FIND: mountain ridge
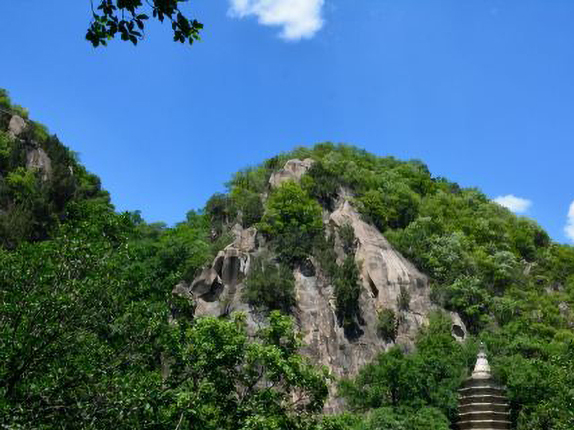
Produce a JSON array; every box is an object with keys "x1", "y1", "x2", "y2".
[{"x1": 1, "y1": 90, "x2": 573, "y2": 429}]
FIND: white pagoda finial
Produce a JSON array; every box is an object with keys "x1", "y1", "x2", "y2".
[{"x1": 472, "y1": 342, "x2": 491, "y2": 380}]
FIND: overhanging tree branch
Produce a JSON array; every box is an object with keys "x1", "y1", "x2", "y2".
[{"x1": 86, "y1": 0, "x2": 203, "y2": 47}]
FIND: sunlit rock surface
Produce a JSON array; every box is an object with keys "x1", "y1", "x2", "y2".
[{"x1": 268, "y1": 158, "x2": 314, "y2": 188}]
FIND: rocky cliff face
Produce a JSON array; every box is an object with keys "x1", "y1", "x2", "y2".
[{"x1": 179, "y1": 159, "x2": 466, "y2": 411}]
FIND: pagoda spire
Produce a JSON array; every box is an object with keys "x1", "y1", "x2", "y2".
[
  {"x1": 457, "y1": 344, "x2": 510, "y2": 430},
  {"x1": 471, "y1": 343, "x2": 491, "y2": 380}
]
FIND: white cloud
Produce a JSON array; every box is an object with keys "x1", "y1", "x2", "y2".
[
  {"x1": 565, "y1": 200, "x2": 574, "y2": 243},
  {"x1": 228, "y1": 0, "x2": 325, "y2": 40},
  {"x1": 494, "y1": 195, "x2": 532, "y2": 213}
]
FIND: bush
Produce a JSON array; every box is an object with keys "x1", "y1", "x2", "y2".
[
  {"x1": 359, "y1": 407, "x2": 449, "y2": 430},
  {"x1": 302, "y1": 160, "x2": 341, "y2": 211},
  {"x1": 243, "y1": 255, "x2": 296, "y2": 313},
  {"x1": 318, "y1": 413, "x2": 361, "y2": 430},
  {"x1": 377, "y1": 308, "x2": 397, "y2": 342},
  {"x1": 205, "y1": 193, "x2": 237, "y2": 234},
  {"x1": 397, "y1": 286, "x2": 410, "y2": 311},
  {"x1": 259, "y1": 181, "x2": 323, "y2": 266},
  {"x1": 357, "y1": 180, "x2": 420, "y2": 231},
  {"x1": 0, "y1": 131, "x2": 11, "y2": 170},
  {"x1": 0, "y1": 88, "x2": 10, "y2": 109},
  {"x1": 334, "y1": 255, "x2": 363, "y2": 337},
  {"x1": 314, "y1": 228, "x2": 339, "y2": 279},
  {"x1": 230, "y1": 187, "x2": 263, "y2": 227},
  {"x1": 313, "y1": 227, "x2": 362, "y2": 339},
  {"x1": 361, "y1": 407, "x2": 406, "y2": 430},
  {"x1": 228, "y1": 165, "x2": 271, "y2": 195},
  {"x1": 443, "y1": 276, "x2": 491, "y2": 333},
  {"x1": 339, "y1": 223, "x2": 356, "y2": 254},
  {"x1": 340, "y1": 313, "x2": 471, "y2": 424},
  {"x1": 406, "y1": 407, "x2": 450, "y2": 430},
  {"x1": 420, "y1": 232, "x2": 474, "y2": 285}
]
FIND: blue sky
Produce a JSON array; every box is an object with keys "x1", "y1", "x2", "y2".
[{"x1": 0, "y1": 0, "x2": 573, "y2": 243}]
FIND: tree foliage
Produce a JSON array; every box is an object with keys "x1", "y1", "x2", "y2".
[
  {"x1": 259, "y1": 181, "x2": 323, "y2": 266},
  {"x1": 339, "y1": 313, "x2": 475, "y2": 426},
  {"x1": 86, "y1": 0, "x2": 203, "y2": 47},
  {"x1": 0, "y1": 199, "x2": 329, "y2": 429},
  {"x1": 163, "y1": 312, "x2": 329, "y2": 430},
  {"x1": 334, "y1": 255, "x2": 363, "y2": 338},
  {"x1": 0, "y1": 201, "x2": 170, "y2": 428},
  {"x1": 243, "y1": 255, "x2": 296, "y2": 314},
  {"x1": 377, "y1": 308, "x2": 397, "y2": 342},
  {"x1": 301, "y1": 160, "x2": 341, "y2": 211}
]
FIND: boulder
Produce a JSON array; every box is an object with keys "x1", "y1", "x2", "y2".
[
  {"x1": 7, "y1": 115, "x2": 26, "y2": 138},
  {"x1": 26, "y1": 147, "x2": 52, "y2": 180},
  {"x1": 172, "y1": 281, "x2": 193, "y2": 301},
  {"x1": 230, "y1": 223, "x2": 258, "y2": 252},
  {"x1": 190, "y1": 225, "x2": 254, "y2": 318},
  {"x1": 191, "y1": 267, "x2": 223, "y2": 299},
  {"x1": 450, "y1": 311, "x2": 467, "y2": 341},
  {"x1": 268, "y1": 158, "x2": 314, "y2": 188}
]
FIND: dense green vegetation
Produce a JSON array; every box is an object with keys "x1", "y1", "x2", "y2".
[
  {"x1": 259, "y1": 180, "x2": 323, "y2": 266},
  {"x1": 243, "y1": 254, "x2": 296, "y2": 313},
  {"x1": 377, "y1": 309, "x2": 398, "y2": 342},
  {"x1": 1, "y1": 211, "x2": 327, "y2": 428},
  {"x1": 333, "y1": 255, "x2": 363, "y2": 338},
  {"x1": 1, "y1": 91, "x2": 573, "y2": 429}
]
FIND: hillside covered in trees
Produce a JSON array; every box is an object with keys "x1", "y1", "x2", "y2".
[{"x1": 1, "y1": 90, "x2": 573, "y2": 429}]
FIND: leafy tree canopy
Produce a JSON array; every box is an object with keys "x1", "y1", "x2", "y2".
[{"x1": 258, "y1": 180, "x2": 323, "y2": 266}]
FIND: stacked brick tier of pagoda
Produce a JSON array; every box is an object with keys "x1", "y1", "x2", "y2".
[{"x1": 457, "y1": 347, "x2": 511, "y2": 430}]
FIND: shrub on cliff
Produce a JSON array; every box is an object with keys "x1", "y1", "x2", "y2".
[
  {"x1": 243, "y1": 255, "x2": 296, "y2": 313},
  {"x1": 259, "y1": 180, "x2": 323, "y2": 266}
]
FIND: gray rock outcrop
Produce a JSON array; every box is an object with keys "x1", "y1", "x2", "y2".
[
  {"x1": 26, "y1": 147, "x2": 52, "y2": 181},
  {"x1": 7, "y1": 115, "x2": 26, "y2": 139},
  {"x1": 7, "y1": 115, "x2": 52, "y2": 180},
  {"x1": 268, "y1": 158, "x2": 314, "y2": 188},
  {"x1": 190, "y1": 225, "x2": 257, "y2": 320}
]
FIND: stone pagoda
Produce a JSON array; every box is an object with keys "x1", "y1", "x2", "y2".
[{"x1": 457, "y1": 345, "x2": 510, "y2": 430}]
